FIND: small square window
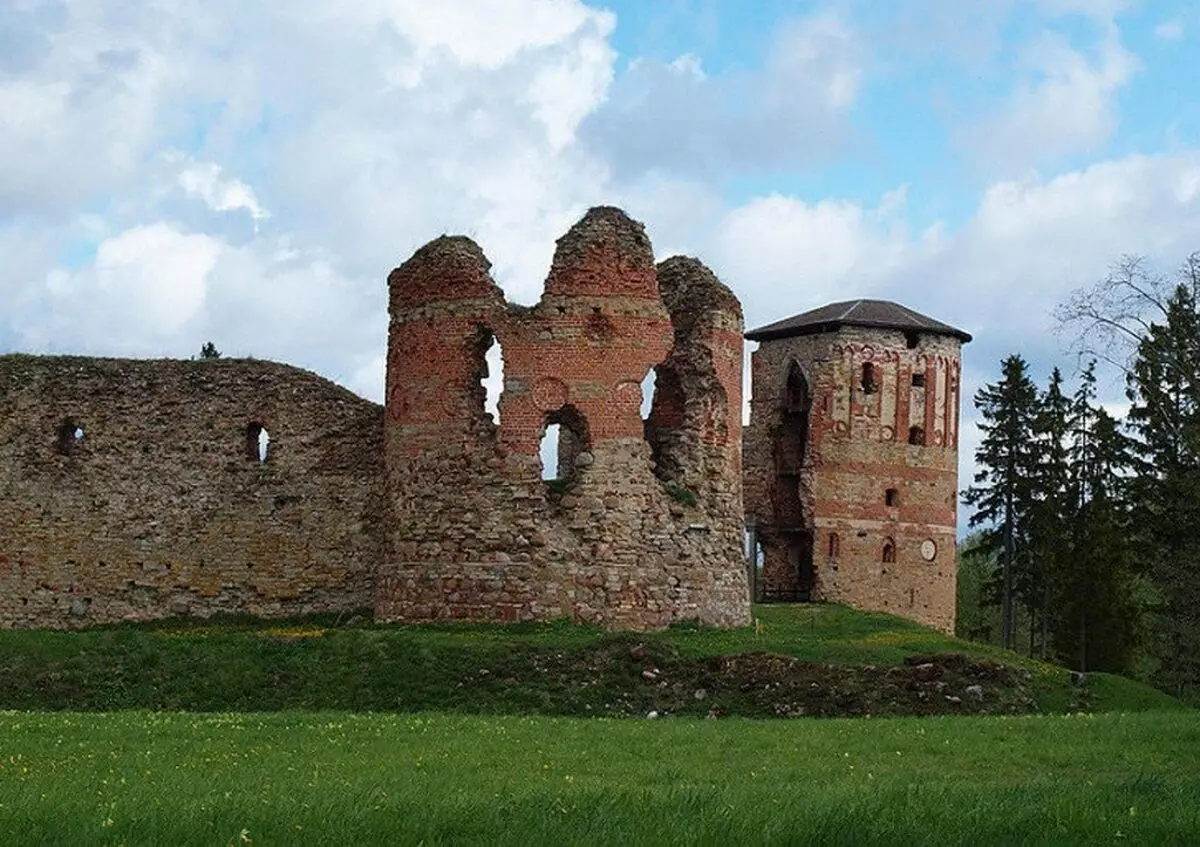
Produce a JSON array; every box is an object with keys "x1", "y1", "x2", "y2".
[
  {"x1": 885, "y1": 488, "x2": 900, "y2": 507},
  {"x1": 912, "y1": 372, "x2": 926, "y2": 388}
]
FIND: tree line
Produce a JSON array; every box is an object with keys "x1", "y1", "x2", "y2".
[{"x1": 961, "y1": 251, "x2": 1199, "y2": 703}]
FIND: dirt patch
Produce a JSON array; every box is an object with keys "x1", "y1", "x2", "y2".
[{"x1": 501, "y1": 641, "x2": 1039, "y2": 718}]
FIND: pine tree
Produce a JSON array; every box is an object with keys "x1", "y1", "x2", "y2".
[{"x1": 963, "y1": 355, "x2": 1041, "y2": 651}]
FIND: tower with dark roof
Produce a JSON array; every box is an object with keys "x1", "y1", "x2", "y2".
[{"x1": 742, "y1": 299, "x2": 971, "y2": 633}]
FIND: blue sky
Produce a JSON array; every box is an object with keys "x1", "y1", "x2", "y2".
[{"x1": 1, "y1": 0, "x2": 1198, "y2": 516}]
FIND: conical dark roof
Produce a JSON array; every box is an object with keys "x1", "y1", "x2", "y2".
[{"x1": 745, "y1": 299, "x2": 972, "y2": 343}]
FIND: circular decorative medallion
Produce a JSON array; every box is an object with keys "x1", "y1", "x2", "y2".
[
  {"x1": 920, "y1": 539, "x2": 937, "y2": 562},
  {"x1": 532, "y1": 377, "x2": 569, "y2": 411}
]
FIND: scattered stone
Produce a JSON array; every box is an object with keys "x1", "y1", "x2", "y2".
[
  {"x1": 693, "y1": 688, "x2": 707, "y2": 700},
  {"x1": 965, "y1": 684, "x2": 984, "y2": 700},
  {"x1": 629, "y1": 643, "x2": 646, "y2": 661},
  {"x1": 912, "y1": 662, "x2": 939, "y2": 681}
]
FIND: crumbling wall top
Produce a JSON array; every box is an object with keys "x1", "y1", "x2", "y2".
[
  {"x1": 387, "y1": 235, "x2": 503, "y2": 309},
  {"x1": 656, "y1": 256, "x2": 743, "y2": 336},
  {"x1": 544, "y1": 206, "x2": 658, "y2": 299}
]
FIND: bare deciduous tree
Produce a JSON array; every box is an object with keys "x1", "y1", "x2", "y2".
[{"x1": 1055, "y1": 251, "x2": 1200, "y2": 377}]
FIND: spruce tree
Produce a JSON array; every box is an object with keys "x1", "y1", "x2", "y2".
[
  {"x1": 1051, "y1": 365, "x2": 1138, "y2": 673},
  {"x1": 963, "y1": 355, "x2": 1040, "y2": 650},
  {"x1": 1028, "y1": 367, "x2": 1072, "y2": 658},
  {"x1": 1126, "y1": 282, "x2": 1200, "y2": 698}
]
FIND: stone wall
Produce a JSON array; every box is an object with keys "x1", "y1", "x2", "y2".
[
  {"x1": 0, "y1": 206, "x2": 751, "y2": 632},
  {"x1": 379, "y1": 207, "x2": 751, "y2": 629},
  {"x1": 0, "y1": 356, "x2": 384, "y2": 628},
  {"x1": 744, "y1": 326, "x2": 962, "y2": 633}
]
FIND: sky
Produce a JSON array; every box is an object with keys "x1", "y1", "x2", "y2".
[{"x1": 2, "y1": 0, "x2": 1199, "y2": 513}]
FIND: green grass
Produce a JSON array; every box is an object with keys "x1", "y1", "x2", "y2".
[
  {"x1": 0, "y1": 710, "x2": 1197, "y2": 845},
  {"x1": 0, "y1": 604, "x2": 1184, "y2": 716}
]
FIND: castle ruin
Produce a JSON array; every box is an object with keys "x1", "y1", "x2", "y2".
[
  {"x1": 0, "y1": 207, "x2": 750, "y2": 630},
  {"x1": 0, "y1": 208, "x2": 969, "y2": 633}
]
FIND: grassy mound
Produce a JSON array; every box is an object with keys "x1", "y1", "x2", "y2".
[{"x1": 0, "y1": 604, "x2": 1186, "y2": 716}]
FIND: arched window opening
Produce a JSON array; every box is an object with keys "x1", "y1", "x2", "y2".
[
  {"x1": 57, "y1": 418, "x2": 84, "y2": 456},
  {"x1": 245, "y1": 422, "x2": 269, "y2": 463},
  {"x1": 540, "y1": 404, "x2": 590, "y2": 489},
  {"x1": 908, "y1": 425, "x2": 925, "y2": 446},
  {"x1": 472, "y1": 325, "x2": 504, "y2": 429},
  {"x1": 885, "y1": 488, "x2": 900, "y2": 507},
  {"x1": 882, "y1": 538, "x2": 896, "y2": 564},
  {"x1": 828, "y1": 532, "x2": 840, "y2": 558},
  {"x1": 861, "y1": 362, "x2": 876, "y2": 394},
  {"x1": 775, "y1": 363, "x2": 809, "y2": 479}
]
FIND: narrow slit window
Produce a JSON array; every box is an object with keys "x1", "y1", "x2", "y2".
[
  {"x1": 540, "y1": 423, "x2": 561, "y2": 481},
  {"x1": 882, "y1": 539, "x2": 896, "y2": 564},
  {"x1": 828, "y1": 532, "x2": 840, "y2": 558},
  {"x1": 885, "y1": 488, "x2": 899, "y2": 507},
  {"x1": 245, "y1": 423, "x2": 269, "y2": 463},
  {"x1": 57, "y1": 418, "x2": 84, "y2": 456}
]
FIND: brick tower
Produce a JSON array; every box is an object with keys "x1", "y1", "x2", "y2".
[
  {"x1": 378, "y1": 206, "x2": 750, "y2": 629},
  {"x1": 742, "y1": 300, "x2": 971, "y2": 633}
]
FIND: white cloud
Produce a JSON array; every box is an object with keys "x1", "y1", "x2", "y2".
[
  {"x1": 579, "y1": 10, "x2": 862, "y2": 179},
  {"x1": 339, "y1": 0, "x2": 609, "y2": 71},
  {"x1": 175, "y1": 156, "x2": 270, "y2": 227},
  {"x1": 15, "y1": 223, "x2": 219, "y2": 354},
  {"x1": 957, "y1": 27, "x2": 1137, "y2": 171}
]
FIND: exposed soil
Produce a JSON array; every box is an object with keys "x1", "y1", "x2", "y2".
[{"x1": 488, "y1": 640, "x2": 1040, "y2": 718}]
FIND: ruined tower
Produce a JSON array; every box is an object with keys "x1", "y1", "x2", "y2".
[
  {"x1": 378, "y1": 206, "x2": 750, "y2": 629},
  {"x1": 743, "y1": 300, "x2": 971, "y2": 633}
]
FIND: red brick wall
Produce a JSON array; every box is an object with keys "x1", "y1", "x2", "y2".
[{"x1": 381, "y1": 208, "x2": 750, "y2": 629}]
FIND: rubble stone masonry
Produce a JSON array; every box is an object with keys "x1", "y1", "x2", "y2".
[
  {"x1": 379, "y1": 207, "x2": 750, "y2": 629},
  {"x1": 0, "y1": 356, "x2": 385, "y2": 628}
]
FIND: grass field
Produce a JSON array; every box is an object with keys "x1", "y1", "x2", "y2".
[
  {"x1": 1, "y1": 710, "x2": 1197, "y2": 845},
  {"x1": 0, "y1": 604, "x2": 1184, "y2": 716}
]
